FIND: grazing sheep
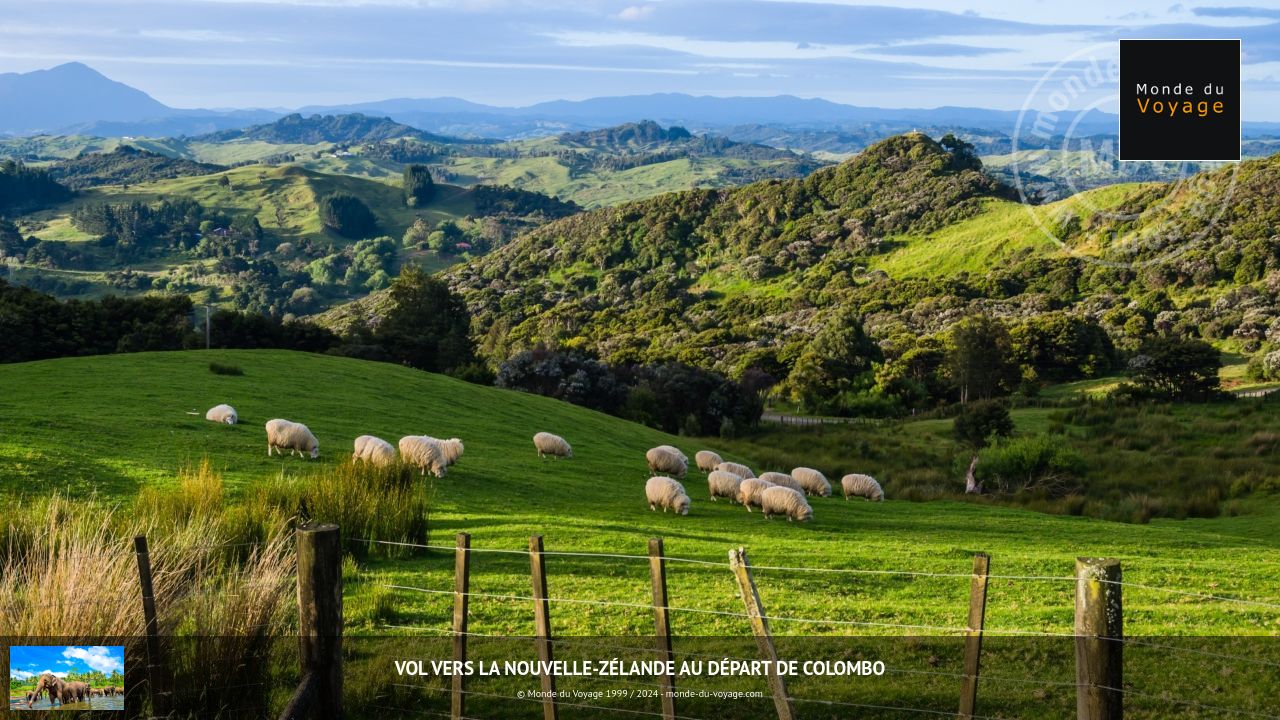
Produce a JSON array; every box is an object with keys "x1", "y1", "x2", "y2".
[
  {"x1": 439, "y1": 438, "x2": 465, "y2": 466},
  {"x1": 760, "y1": 486, "x2": 813, "y2": 522},
  {"x1": 716, "y1": 461, "x2": 755, "y2": 479},
  {"x1": 265, "y1": 419, "x2": 319, "y2": 459},
  {"x1": 759, "y1": 471, "x2": 803, "y2": 493},
  {"x1": 205, "y1": 404, "x2": 238, "y2": 425},
  {"x1": 841, "y1": 473, "x2": 884, "y2": 502},
  {"x1": 645, "y1": 476, "x2": 691, "y2": 515},
  {"x1": 647, "y1": 446, "x2": 688, "y2": 478},
  {"x1": 791, "y1": 467, "x2": 832, "y2": 497},
  {"x1": 695, "y1": 450, "x2": 724, "y2": 473},
  {"x1": 656, "y1": 445, "x2": 688, "y2": 463},
  {"x1": 707, "y1": 470, "x2": 743, "y2": 503},
  {"x1": 353, "y1": 435, "x2": 396, "y2": 467},
  {"x1": 399, "y1": 435, "x2": 449, "y2": 477},
  {"x1": 737, "y1": 477, "x2": 776, "y2": 511},
  {"x1": 533, "y1": 432, "x2": 573, "y2": 459}
]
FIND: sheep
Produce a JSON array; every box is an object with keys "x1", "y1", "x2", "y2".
[
  {"x1": 533, "y1": 432, "x2": 573, "y2": 459},
  {"x1": 791, "y1": 467, "x2": 832, "y2": 497},
  {"x1": 737, "y1": 477, "x2": 776, "y2": 512},
  {"x1": 205, "y1": 404, "x2": 238, "y2": 425},
  {"x1": 841, "y1": 473, "x2": 884, "y2": 502},
  {"x1": 646, "y1": 446, "x2": 688, "y2": 478},
  {"x1": 399, "y1": 435, "x2": 449, "y2": 477},
  {"x1": 353, "y1": 435, "x2": 396, "y2": 467},
  {"x1": 439, "y1": 438, "x2": 465, "y2": 466},
  {"x1": 759, "y1": 471, "x2": 804, "y2": 493},
  {"x1": 695, "y1": 450, "x2": 723, "y2": 473},
  {"x1": 707, "y1": 470, "x2": 743, "y2": 503},
  {"x1": 716, "y1": 461, "x2": 755, "y2": 479},
  {"x1": 645, "y1": 476, "x2": 691, "y2": 515},
  {"x1": 760, "y1": 486, "x2": 813, "y2": 522},
  {"x1": 265, "y1": 419, "x2": 319, "y2": 459},
  {"x1": 656, "y1": 445, "x2": 689, "y2": 463}
]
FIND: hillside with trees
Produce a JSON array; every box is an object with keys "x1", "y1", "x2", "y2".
[
  {"x1": 196, "y1": 113, "x2": 472, "y2": 145},
  {"x1": 49, "y1": 146, "x2": 225, "y2": 189},
  {"x1": 448, "y1": 132, "x2": 1280, "y2": 416}
]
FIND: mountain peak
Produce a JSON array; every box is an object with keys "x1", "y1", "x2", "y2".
[{"x1": 0, "y1": 62, "x2": 172, "y2": 134}]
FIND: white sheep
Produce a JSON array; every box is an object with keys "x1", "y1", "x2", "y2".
[
  {"x1": 791, "y1": 467, "x2": 832, "y2": 497},
  {"x1": 353, "y1": 435, "x2": 396, "y2": 467},
  {"x1": 707, "y1": 470, "x2": 743, "y2": 503},
  {"x1": 656, "y1": 445, "x2": 688, "y2": 463},
  {"x1": 265, "y1": 419, "x2": 319, "y2": 459},
  {"x1": 716, "y1": 461, "x2": 755, "y2": 479},
  {"x1": 645, "y1": 476, "x2": 691, "y2": 515},
  {"x1": 533, "y1": 432, "x2": 573, "y2": 459},
  {"x1": 760, "y1": 486, "x2": 813, "y2": 522},
  {"x1": 646, "y1": 446, "x2": 688, "y2": 478},
  {"x1": 841, "y1": 473, "x2": 884, "y2": 502},
  {"x1": 737, "y1": 477, "x2": 776, "y2": 511},
  {"x1": 439, "y1": 438, "x2": 465, "y2": 466},
  {"x1": 695, "y1": 450, "x2": 723, "y2": 473},
  {"x1": 759, "y1": 471, "x2": 804, "y2": 493},
  {"x1": 205, "y1": 404, "x2": 238, "y2": 425},
  {"x1": 399, "y1": 435, "x2": 448, "y2": 477}
]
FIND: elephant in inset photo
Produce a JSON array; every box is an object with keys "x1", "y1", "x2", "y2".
[{"x1": 30, "y1": 673, "x2": 90, "y2": 707}]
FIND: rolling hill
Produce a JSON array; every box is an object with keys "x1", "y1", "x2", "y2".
[
  {"x1": 439, "y1": 132, "x2": 1280, "y2": 412},
  {"x1": 0, "y1": 348, "x2": 1276, "y2": 648}
]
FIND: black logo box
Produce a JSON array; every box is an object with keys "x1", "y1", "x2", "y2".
[{"x1": 1119, "y1": 39, "x2": 1241, "y2": 162}]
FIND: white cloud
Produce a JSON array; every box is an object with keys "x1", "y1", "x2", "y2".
[
  {"x1": 62, "y1": 646, "x2": 123, "y2": 675},
  {"x1": 618, "y1": 5, "x2": 653, "y2": 21}
]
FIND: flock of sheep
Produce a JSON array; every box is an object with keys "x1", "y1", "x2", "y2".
[
  {"x1": 641, "y1": 446, "x2": 883, "y2": 523},
  {"x1": 203, "y1": 408, "x2": 882, "y2": 524},
  {"x1": 206, "y1": 404, "x2": 465, "y2": 476}
]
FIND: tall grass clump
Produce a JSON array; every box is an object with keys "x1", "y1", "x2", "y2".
[{"x1": 252, "y1": 460, "x2": 431, "y2": 558}]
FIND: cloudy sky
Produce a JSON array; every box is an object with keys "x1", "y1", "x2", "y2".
[
  {"x1": 1, "y1": 0, "x2": 1278, "y2": 117},
  {"x1": 9, "y1": 645, "x2": 125, "y2": 681}
]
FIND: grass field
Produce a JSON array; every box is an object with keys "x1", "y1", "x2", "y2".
[
  {"x1": 1, "y1": 349, "x2": 1278, "y2": 645},
  {"x1": 868, "y1": 183, "x2": 1152, "y2": 279}
]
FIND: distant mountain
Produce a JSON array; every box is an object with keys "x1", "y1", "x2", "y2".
[
  {"x1": 195, "y1": 113, "x2": 471, "y2": 145},
  {"x1": 61, "y1": 110, "x2": 283, "y2": 139},
  {"x1": 560, "y1": 120, "x2": 694, "y2": 148},
  {"x1": 0, "y1": 63, "x2": 173, "y2": 134}
]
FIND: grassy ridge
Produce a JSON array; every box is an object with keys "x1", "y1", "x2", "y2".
[{"x1": 0, "y1": 350, "x2": 1278, "y2": 641}]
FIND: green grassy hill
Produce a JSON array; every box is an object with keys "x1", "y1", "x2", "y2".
[{"x1": 1, "y1": 349, "x2": 1277, "y2": 642}]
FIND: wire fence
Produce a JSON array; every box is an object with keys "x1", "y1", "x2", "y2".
[{"x1": 357, "y1": 534, "x2": 1280, "y2": 720}]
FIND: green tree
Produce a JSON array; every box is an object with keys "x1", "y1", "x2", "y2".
[
  {"x1": 373, "y1": 265, "x2": 476, "y2": 372},
  {"x1": 1127, "y1": 336, "x2": 1221, "y2": 401},
  {"x1": 403, "y1": 164, "x2": 435, "y2": 207},
  {"x1": 944, "y1": 314, "x2": 1019, "y2": 403},
  {"x1": 787, "y1": 307, "x2": 881, "y2": 412},
  {"x1": 318, "y1": 192, "x2": 377, "y2": 239},
  {"x1": 953, "y1": 399, "x2": 1014, "y2": 493}
]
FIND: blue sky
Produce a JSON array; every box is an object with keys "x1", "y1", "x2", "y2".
[
  {"x1": 9, "y1": 646, "x2": 125, "y2": 681},
  {"x1": 0, "y1": 1, "x2": 1278, "y2": 117}
]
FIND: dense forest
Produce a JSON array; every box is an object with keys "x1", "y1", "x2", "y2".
[{"x1": 0, "y1": 159, "x2": 72, "y2": 214}]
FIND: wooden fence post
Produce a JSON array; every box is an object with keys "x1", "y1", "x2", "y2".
[
  {"x1": 958, "y1": 552, "x2": 990, "y2": 719},
  {"x1": 648, "y1": 538, "x2": 677, "y2": 720},
  {"x1": 729, "y1": 547, "x2": 795, "y2": 720},
  {"x1": 296, "y1": 523, "x2": 343, "y2": 720},
  {"x1": 133, "y1": 535, "x2": 169, "y2": 717},
  {"x1": 1075, "y1": 558, "x2": 1122, "y2": 720},
  {"x1": 529, "y1": 535, "x2": 558, "y2": 720},
  {"x1": 452, "y1": 533, "x2": 471, "y2": 720}
]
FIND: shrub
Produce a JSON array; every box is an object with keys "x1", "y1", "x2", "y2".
[
  {"x1": 971, "y1": 435, "x2": 1087, "y2": 496},
  {"x1": 318, "y1": 191, "x2": 378, "y2": 239}
]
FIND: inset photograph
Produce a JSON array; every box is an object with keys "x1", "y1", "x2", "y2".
[{"x1": 9, "y1": 646, "x2": 124, "y2": 711}]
